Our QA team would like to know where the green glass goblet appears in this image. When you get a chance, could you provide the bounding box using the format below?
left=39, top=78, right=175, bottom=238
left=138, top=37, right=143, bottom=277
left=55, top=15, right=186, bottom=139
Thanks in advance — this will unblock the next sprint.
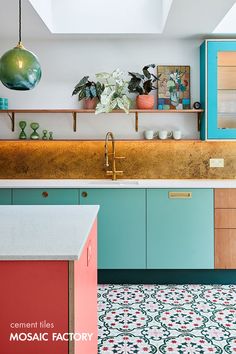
left=42, top=130, right=48, bottom=140
left=30, top=122, right=40, bottom=140
left=19, top=120, right=27, bottom=140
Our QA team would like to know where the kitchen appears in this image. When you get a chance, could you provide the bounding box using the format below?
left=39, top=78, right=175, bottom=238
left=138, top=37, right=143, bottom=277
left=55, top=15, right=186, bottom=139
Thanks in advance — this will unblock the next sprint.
left=1, top=0, right=236, bottom=353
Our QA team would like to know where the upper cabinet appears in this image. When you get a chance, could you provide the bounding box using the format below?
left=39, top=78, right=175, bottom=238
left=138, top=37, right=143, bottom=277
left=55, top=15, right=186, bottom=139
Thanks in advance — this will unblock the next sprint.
left=200, top=40, right=236, bottom=140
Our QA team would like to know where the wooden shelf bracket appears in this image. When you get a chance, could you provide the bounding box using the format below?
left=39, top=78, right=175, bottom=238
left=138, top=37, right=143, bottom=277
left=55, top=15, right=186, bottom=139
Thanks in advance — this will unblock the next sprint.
left=135, top=112, right=139, bottom=132
left=7, top=112, right=15, bottom=132
left=72, top=112, right=77, bottom=132
left=197, top=111, right=203, bottom=131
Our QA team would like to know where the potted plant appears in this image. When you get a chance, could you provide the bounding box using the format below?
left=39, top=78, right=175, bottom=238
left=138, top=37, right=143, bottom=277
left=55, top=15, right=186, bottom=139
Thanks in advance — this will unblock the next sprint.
left=128, top=64, right=160, bottom=109
left=95, top=69, right=131, bottom=114
left=72, top=76, right=104, bottom=109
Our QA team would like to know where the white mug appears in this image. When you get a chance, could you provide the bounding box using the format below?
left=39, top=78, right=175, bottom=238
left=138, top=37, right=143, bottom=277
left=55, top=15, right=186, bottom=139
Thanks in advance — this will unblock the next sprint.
left=144, top=130, right=158, bottom=140
left=173, top=130, right=182, bottom=140
left=159, top=130, right=172, bottom=140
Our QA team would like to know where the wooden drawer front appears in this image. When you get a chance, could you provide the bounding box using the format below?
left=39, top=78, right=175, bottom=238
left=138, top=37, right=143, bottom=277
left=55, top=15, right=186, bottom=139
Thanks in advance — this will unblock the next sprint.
left=215, top=189, right=236, bottom=208
left=215, top=209, right=236, bottom=228
left=215, top=229, right=236, bottom=269
left=13, top=188, right=78, bottom=205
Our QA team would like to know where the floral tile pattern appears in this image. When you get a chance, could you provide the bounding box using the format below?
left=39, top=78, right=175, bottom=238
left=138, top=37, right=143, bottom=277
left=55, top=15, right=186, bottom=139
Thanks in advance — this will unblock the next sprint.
left=98, top=284, right=236, bottom=353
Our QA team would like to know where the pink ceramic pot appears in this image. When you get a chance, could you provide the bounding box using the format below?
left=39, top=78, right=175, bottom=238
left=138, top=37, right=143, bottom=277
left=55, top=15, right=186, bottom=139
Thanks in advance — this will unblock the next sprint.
left=83, top=97, right=98, bottom=110
left=136, top=95, right=155, bottom=109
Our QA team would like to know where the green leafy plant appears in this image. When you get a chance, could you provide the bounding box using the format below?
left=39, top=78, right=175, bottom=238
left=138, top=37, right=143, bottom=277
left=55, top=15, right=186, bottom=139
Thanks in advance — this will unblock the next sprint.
left=128, top=64, right=160, bottom=95
left=95, top=69, right=131, bottom=114
left=72, top=76, right=104, bottom=101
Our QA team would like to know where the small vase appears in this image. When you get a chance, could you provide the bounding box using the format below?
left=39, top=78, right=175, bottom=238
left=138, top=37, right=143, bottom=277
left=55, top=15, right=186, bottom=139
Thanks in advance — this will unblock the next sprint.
left=83, top=97, right=98, bottom=110
left=136, top=95, right=154, bottom=109
left=170, top=90, right=180, bottom=107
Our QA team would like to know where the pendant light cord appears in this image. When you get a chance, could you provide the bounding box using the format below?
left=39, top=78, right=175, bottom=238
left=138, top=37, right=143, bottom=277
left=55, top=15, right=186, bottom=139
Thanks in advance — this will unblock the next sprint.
left=19, top=0, right=22, bottom=44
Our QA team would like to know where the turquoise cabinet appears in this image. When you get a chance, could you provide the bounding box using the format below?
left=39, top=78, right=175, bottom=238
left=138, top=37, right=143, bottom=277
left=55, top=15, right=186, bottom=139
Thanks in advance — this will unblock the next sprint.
left=80, top=189, right=146, bottom=269
left=147, top=189, right=214, bottom=269
left=200, top=40, right=236, bottom=140
left=13, top=188, right=78, bottom=205
left=0, top=189, right=11, bottom=204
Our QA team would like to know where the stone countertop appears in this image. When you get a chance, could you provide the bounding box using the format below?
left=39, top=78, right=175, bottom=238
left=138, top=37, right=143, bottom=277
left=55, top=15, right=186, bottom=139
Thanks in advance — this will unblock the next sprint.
left=0, top=205, right=99, bottom=260
left=0, top=179, right=236, bottom=188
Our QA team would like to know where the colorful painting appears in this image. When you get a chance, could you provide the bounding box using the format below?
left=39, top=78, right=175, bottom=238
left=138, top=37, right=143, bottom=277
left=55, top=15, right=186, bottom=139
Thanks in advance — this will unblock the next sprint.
left=157, top=65, right=190, bottom=110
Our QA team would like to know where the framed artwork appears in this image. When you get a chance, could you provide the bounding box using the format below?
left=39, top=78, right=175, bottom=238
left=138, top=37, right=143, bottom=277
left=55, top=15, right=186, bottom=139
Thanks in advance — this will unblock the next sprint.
left=157, top=65, right=190, bottom=110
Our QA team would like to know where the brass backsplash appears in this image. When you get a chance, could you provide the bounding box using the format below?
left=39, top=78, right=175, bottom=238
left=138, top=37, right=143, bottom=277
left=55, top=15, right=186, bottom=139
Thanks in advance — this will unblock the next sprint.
left=0, top=140, right=236, bottom=179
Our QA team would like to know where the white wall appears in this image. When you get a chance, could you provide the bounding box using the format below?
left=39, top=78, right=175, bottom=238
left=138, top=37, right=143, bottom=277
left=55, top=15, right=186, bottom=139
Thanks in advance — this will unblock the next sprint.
left=0, top=37, right=201, bottom=140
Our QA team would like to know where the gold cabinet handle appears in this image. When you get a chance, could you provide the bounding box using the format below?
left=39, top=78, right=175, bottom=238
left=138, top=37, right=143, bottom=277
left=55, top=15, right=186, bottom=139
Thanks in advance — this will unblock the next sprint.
left=42, top=191, right=49, bottom=198
left=115, top=156, right=126, bottom=160
left=81, top=191, right=88, bottom=198
left=168, top=192, right=192, bottom=199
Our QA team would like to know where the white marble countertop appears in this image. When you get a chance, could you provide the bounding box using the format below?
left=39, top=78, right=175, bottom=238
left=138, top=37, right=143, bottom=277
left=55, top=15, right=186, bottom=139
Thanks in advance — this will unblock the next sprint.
left=0, top=179, right=236, bottom=188
left=0, top=205, right=99, bottom=260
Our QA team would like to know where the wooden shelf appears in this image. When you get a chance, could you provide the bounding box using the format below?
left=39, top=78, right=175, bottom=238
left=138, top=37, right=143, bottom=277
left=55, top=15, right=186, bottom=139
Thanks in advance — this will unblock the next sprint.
left=0, top=109, right=204, bottom=133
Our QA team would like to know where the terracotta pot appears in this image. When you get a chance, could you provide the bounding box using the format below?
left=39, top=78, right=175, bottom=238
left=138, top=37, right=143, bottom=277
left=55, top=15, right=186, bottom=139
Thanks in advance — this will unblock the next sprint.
left=136, top=95, right=154, bottom=110
left=83, top=97, right=98, bottom=110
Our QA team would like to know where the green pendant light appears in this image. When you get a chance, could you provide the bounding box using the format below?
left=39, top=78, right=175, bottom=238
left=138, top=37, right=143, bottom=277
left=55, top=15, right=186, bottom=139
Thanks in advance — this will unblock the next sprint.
left=0, top=0, right=42, bottom=90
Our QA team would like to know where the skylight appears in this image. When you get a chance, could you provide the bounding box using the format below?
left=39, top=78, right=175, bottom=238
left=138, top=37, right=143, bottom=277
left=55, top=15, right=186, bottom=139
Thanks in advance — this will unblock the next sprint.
left=213, top=1, right=236, bottom=33
left=29, top=0, right=173, bottom=34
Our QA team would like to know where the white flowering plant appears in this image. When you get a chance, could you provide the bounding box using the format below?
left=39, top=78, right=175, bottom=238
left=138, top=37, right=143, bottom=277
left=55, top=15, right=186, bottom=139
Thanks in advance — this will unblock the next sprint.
left=167, top=69, right=188, bottom=94
left=95, top=69, right=131, bottom=114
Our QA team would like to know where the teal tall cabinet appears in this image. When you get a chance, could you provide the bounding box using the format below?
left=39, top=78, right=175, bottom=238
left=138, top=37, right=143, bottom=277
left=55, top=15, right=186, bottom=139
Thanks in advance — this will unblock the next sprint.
left=200, top=40, right=236, bottom=140
left=147, top=189, right=214, bottom=269
left=80, top=189, right=146, bottom=269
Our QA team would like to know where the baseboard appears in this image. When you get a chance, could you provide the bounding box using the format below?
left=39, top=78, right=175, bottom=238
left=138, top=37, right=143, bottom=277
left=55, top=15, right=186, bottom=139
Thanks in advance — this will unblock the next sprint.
left=98, top=269, right=236, bottom=284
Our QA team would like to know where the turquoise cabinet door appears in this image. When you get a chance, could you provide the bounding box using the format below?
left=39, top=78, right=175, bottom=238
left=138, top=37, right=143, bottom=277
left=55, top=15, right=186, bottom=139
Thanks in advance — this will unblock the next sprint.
left=80, top=189, right=146, bottom=269
left=147, top=189, right=214, bottom=269
left=207, top=41, right=236, bottom=139
left=0, top=189, right=11, bottom=204
left=13, top=188, right=79, bottom=205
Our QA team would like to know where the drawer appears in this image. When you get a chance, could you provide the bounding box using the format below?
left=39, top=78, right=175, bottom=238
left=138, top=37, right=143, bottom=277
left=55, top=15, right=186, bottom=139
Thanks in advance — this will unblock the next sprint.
left=215, top=189, right=236, bottom=208
left=215, top=209, right=236, bottom=228
left=0, top=189, right=11, bottom=205
left=13, top=189, right=78, bottom=205
left=215, top=229, right=236, bottom=269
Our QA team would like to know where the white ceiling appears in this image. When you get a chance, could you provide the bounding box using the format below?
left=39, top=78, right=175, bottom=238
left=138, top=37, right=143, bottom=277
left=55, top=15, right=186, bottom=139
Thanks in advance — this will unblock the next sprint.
left=214, top=2, right=236, bottom=33
left=0, top=0, right=235, bottom=40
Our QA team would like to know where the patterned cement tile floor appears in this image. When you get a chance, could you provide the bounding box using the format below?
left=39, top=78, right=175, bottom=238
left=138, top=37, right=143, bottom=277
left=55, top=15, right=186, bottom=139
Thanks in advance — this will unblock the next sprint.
left=98, top=284, right=236, bottom=353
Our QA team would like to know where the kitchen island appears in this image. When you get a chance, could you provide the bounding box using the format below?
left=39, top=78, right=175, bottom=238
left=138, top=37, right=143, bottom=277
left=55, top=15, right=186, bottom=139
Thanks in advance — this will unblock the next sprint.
left=0, top=205, right=99, bottom=354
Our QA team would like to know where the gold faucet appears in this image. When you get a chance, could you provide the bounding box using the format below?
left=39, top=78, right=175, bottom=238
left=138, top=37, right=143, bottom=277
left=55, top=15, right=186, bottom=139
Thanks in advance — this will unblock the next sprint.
left=104, top=132, right=125, bottom=180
